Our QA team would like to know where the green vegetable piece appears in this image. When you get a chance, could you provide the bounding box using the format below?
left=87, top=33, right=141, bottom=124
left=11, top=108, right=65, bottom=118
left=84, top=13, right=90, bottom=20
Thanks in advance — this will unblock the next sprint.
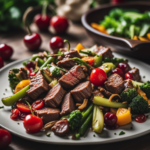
left=129, top=95, right=149, bottom=114
left=41, top=70, right=53, bottom=83
left=132, top=80, right=143, bottom=88
left=119, top=131, right=125, bottom=135
left=31, top=54, right=39, bottom=61
left=75, top=133, right=80, bottom=140
left=50, top=79, right=58, bottom=88
left=120, top=88, right=138, bottom=103
left=40, top=57, right=55, bottom=70
left=38, top=58, right=45, bottom=67
left=100, top=62, right=115, bottom=73
left=129, top=25, right=135, bottom=39
left=60, top=114, right=70, bottom=120
left=93, top=96, right=128, bottom=108
left=93, top=55, right=102, bottom=68
left=139, top=23, right=150, bottom=37
left=22, top=60, right=29, bottom=66
left=79, top=50, right=96, bottom=56
left=2, top=85, right=30, bottom=106
left=140, top=81, right=150, bottom=99
left=92, top=105, right=104, bottom=134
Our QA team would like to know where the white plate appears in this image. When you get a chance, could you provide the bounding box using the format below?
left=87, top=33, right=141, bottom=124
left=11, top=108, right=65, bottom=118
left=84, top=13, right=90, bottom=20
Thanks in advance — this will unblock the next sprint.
left=0, top=53, right=150, bottom=145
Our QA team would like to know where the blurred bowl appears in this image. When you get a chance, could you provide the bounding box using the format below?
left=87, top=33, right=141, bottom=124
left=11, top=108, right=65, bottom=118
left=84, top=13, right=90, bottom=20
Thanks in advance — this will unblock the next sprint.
left=81, top=2, right=150, bottom=60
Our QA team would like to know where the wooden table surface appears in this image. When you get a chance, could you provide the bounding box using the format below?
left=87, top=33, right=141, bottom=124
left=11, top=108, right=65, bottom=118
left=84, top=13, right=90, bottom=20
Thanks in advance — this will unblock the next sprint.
left=1, top=22, right=150, bottom=150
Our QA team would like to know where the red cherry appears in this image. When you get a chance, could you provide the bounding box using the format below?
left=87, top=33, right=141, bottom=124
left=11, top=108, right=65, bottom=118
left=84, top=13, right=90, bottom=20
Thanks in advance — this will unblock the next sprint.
left=26, top=61, right=35, bottom=69
left=0, top=44, right=13, bottom=60
left=112, top=68, right=124, bottom=77
left=135, top=114, right=146, bottom=123
left=125, top=72, right=133, bottom=80
left=24, top=33, right=42, bottom=51
left=50, top=16, right=69, bottom=34
left=34, top=14, right=51, bottom=30
left=104, top=112, right=117, bottom=126
left=50, top=36, right=64, bottom=52
left=112, top=0, right=126, bottom=4
left=118, top=63, right=130, bottom=73
left=0, top=57, right=4, bottom=68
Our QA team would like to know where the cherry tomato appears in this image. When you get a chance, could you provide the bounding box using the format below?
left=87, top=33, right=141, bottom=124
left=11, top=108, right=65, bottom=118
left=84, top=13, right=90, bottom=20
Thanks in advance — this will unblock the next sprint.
left=26, top=61, right=35, bottom=70
left=24, top=33, right=42, bottom=51
left=50, top=36, right=64, bottom=51
left=50, top=16, right=69, bottom=34
left=90, top=68, right=107, bottom=86
left=112, top=68, right=124, bottom=77
left=32, top=99, right=44, bottom=110
left=19, top=111, right=29, bottom=121
left=0, top=57, right=4, bottom=68
left=29, top=72, right=36, bottom=77
left=34, top=14, right=51, bottom=30
left=104, top=112, right=117, bottom=126
left=0, top=44, right=13, bottom=60
left=118, top=62, right=130, bottom=73
left=10, top=109, right=19, bottom=120
left=16, top=101, right=31, bottom=113
left=125, top=72, right=133, bottom=80
left=0, top=128, right=12, bottom=149
left=23, top=114, right=43, bottom=133
left=135, top=114, right=146, bottom=123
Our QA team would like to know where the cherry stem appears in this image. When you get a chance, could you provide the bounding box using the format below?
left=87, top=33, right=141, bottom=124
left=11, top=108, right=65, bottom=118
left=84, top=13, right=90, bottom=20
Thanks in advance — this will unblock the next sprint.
left=64, top=40, right=70, bottom=51
left=42, top=0, right=48, bottom=18
left=27, top=24, right=32, bottom=35
left=25, top=100, right=34, bottom=115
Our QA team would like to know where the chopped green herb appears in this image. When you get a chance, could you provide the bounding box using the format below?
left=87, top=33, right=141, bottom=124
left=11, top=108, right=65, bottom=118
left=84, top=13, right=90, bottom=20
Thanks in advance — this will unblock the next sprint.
left=93, top=134, right=96, bottom=137
left=17, top=123, right=20, bottom=125
left=119, top=131, right=125, bottom=135
left=114, top=133, right=116, bottom=135
left=143, top=76, right=146, bottom=78
left=0, top=106, right=4, bottom=109
left=5, top=89, right=7, bottom=91
left=46, top=133, right=51, bottom=137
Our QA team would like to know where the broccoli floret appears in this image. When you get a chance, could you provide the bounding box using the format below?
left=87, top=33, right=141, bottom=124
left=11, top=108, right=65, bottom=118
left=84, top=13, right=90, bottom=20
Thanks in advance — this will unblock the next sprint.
left=120, top=88, right=137, bottom=103
left=68, top=110, right=82, bottom=131
left=140, top=81, right=150, bottom=98
left=129, top=95, right=149, bottom=114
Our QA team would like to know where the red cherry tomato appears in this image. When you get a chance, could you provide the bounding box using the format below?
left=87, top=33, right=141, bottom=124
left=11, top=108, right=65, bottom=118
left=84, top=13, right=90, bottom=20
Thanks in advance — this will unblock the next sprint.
left=50, top=16, right=69, bottom=34
left=18, top=111, right=29, bottom=121
left=26, top=61, right=35, bottom=70
left=0, top=57, right=4, bottom=68
left=50, top=36, right=64, bottom=51
left=0, top=44, right=13, bottom=60
left=90, top=68, right=107, bottom=86
left=125, top=72, right=133, bottom=80
left=0, top=128, right=12, bottom=149
left=24, top=33, right=42, bottom=51
left=32, top=99, right=44, bottom=110
left=118, top=62, right=130, bottom=73
left=10, top=109, right=19, bottom=120
left=112, top=68, right=124, bottom=77
left=23, top=114, right=43, bottom=133
left=34, top=14, right=51, bottom=30
left=104, top=112, right=117, bottom=126
left=16, top=102, right=31, bottom=113
left=135, top=114, right=146, bottom=123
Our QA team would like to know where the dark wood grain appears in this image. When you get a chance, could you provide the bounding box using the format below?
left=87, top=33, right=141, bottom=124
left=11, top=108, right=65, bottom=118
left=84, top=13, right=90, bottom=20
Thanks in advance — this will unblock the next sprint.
left=1, top=22, right=150, bottom=150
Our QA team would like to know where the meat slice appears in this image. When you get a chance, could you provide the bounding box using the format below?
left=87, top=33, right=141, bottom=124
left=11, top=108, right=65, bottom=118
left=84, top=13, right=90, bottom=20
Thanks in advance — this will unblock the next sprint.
left=69, top=65, right=85, bottom=80
left=19, top=68, right=29, bottom=79
left=59, top=72, right=79, bottom=89
left=60, top=93, right=75, bottom=116
left=44, top=83, right=66, bottom=108
left=129, top=68, right=141, bottom=81
left=90, top=90, right=104, bottom=101
left=57, top=58, right=75, bottom=68
left=35, top=107, right=60, bottom=124
left=105, top=73, right=124, bottom=94
left=71, top=81, right=92, bottom=103
left=93, top=46, right=113, bottom=59
left=64, top=50, right=80, bottom=58
left=124, top=79, right=133, bottom=92
left=51, top=119, right=69, bottom=137
left=26, top=73, right=49, bottom=100
left=98, top=86, right=112, bottom=98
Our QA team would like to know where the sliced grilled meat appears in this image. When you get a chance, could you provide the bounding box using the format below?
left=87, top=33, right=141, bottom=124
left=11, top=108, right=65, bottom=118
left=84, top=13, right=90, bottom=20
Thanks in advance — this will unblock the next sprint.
left=35, top=107, right=60, bottom=124
left=129, top=68, right=141, bottom=81
left=90, top=90, right=104, bottom=101
left=57, top=58, right=75, bottom=68
left=71, top=81, right=92, bottom=103
left=69, top=65, right=85, bottom=80
left=59, top=72, right=79, bottom=89
left=105, top=73, right=124, bottom=94
left=44, top=83, right=66, bottom=108
left=19, top=68, right=29, bottom=79
left=98, top=86, right=112, bottom=98
left=64, top=50, right=80, bottom=58
left=93, top=46, right=113, bottom=59
left=51, top=119, right=69, bottom=137
left=124, top=79, right=134, bottom=92
left=60, top=93, right=75, bottom=116
left=26, top=73, right=49, bottom=100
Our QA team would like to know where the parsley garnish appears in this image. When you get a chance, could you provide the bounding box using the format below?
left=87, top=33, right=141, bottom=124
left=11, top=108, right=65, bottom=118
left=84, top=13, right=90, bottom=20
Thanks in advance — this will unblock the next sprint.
left=119, top=131, right=125, bottom=135
left=46, top=133, right=51, bottom=137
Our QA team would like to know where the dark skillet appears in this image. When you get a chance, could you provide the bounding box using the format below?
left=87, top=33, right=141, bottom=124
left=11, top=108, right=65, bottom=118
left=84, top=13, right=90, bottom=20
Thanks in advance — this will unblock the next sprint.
left=81, top=2, right=150, bottom=60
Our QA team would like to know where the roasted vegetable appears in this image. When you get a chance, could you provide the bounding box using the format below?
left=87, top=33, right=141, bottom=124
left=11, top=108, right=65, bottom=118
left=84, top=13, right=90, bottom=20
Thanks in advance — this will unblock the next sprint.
left=120, top=88, right=138, bottom=103
left=140, top=81, right=150, bottom=99
left=92, top=105, right=104, bottom=133
left=129, top=95, right=149, bottom=114
left=93, top=96, right=128, bottom=108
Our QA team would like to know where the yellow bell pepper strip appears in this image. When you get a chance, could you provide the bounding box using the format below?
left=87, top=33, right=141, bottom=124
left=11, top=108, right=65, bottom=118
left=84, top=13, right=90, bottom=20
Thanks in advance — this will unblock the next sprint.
left=147, top=33, right=150, bottom=40
left=93, top=96, right=128, bottom=108
left=2, top=85, right=30, bottom=106
left=116, top=108, right=132, bottom=126
left=139, top=36, right=149, bottom=41
left=132, top=35, right=138, bottom=40
left=91, top=23, right=108, bottom=34
left=92, top=105, right=104, bottom=134
left=76, top=43, right=85, bottom=52
left=14, top=80, right=30, bottom=93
